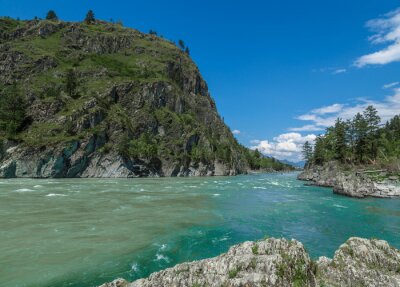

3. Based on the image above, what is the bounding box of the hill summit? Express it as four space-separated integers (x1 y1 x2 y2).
0 16 292 177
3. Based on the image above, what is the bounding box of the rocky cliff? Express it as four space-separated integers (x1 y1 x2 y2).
0 17 287 178
100 237 400 287
298 162 400 198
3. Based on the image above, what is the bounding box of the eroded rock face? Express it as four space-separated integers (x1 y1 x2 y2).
100 238 317 287
0 19 249 178
297 162 400 198
317 237 400 287
99 237 400 287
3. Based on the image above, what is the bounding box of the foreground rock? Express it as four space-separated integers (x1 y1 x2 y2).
99 237 400 287
298 162 400 198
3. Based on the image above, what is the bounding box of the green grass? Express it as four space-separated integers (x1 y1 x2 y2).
19 122 79 146
228 266 241 279
252 245 259 255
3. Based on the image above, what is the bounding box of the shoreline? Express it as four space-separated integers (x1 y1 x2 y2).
298 162 400 198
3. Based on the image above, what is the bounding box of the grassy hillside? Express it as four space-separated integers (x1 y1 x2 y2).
0 16 293 177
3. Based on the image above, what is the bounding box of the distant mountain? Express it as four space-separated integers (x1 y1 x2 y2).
281 160 305 169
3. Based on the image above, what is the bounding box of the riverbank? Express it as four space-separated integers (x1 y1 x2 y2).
298 162 400 198
100 236 400 287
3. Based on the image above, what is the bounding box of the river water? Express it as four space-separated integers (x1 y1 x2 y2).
1 172 399 286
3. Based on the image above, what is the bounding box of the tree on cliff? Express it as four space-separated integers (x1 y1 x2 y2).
178 39 185 50
84 10 95 24
0 84 26 137
333 118 347 162
306 105 400 167
46 10 58 21
302 141 313 164
64 69 78 98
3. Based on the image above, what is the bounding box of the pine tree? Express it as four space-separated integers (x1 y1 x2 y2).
363 105 381 161
64 69 78 98
185 47 190 55
302 141 313 164
0 83 26 137
353 112 368 162
46 10 58 21
333 118 347 162
178 39 185 50
84 10 95 24
313 136 326 165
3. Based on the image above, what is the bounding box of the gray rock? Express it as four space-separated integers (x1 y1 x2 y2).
100 238 317 287
99 237 400 287
317 237 400 287
298 162 400 198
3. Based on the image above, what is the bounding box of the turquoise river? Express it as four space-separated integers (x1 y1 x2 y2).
1 172 400 287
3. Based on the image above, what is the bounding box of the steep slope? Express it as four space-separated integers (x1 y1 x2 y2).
0 17 264 178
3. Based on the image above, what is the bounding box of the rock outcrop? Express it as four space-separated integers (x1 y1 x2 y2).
99 237 400 287
0 18 264 178
298 162 400 198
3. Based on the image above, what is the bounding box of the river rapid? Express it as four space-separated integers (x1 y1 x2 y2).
1 172 399 286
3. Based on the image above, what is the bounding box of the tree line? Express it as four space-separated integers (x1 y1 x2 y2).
302 105 400 166
45 10 95 24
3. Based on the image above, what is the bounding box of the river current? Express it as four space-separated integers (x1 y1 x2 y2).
1 172 399 286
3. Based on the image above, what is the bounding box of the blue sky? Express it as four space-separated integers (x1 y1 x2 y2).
2 0 400 161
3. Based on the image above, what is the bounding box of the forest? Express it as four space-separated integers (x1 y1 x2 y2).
302 106 400 169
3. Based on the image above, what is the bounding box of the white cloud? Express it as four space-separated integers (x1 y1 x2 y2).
356 8 400 67
332 68 347 74
251 87 400 162
315 67 348 75
292 87 400 131
250 133 316 162
289 125 325 132
232 129 241 135
383 81 399 89
311 103 344 115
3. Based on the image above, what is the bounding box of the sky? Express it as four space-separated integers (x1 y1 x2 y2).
2 0 400 162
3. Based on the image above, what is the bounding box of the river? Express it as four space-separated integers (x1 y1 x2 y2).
1 172 399 286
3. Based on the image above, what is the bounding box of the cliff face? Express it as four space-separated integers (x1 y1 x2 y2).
0 18 252 178
100 237 400 287
298 162 400 198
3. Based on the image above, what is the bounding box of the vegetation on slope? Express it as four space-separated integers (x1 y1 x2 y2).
302 105 400 175
0 11 293 174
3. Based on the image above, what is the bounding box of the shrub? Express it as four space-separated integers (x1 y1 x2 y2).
46 10 58 21
0 83 26 137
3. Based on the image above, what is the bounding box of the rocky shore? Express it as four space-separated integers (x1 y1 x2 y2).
99 237 400 287
298 162 400 198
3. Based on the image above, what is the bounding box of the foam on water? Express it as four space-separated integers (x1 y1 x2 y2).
14 188 34 192
1 173 400 287
333 204 348 209
154 253 170 262
131 263 139 272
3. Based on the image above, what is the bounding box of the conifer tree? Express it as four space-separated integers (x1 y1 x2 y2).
64 69 78 98
84 10 95 24
178 39 185 50
46 10 58 21
302 141 313 164
0 83 26 137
